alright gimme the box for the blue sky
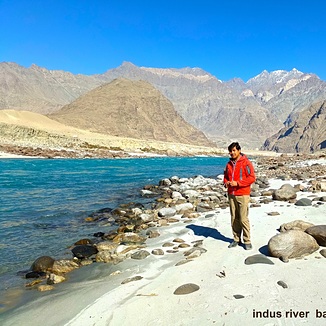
[1,0,325,82]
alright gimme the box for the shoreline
[1,155,326,325]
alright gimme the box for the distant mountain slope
[0,62,101,113]
[262,100,326,153]
[1,61,326,151]
[0,110,220,156]
[49,78,214,147]
[99,62,284,149]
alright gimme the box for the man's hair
[228,142,241,152]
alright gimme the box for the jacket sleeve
[223,166,229,185]
[237,160,256,187]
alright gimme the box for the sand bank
[1,176,326,326]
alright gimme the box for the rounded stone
[131,250,150,260]
[173,283,200,295]
[152,249,164,255]
[71,245,98,259]
[244,254,274,265]
[31,256,55,272]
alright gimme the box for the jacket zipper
[231,161,236,195]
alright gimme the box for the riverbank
[1,154,326,325]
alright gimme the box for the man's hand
[226,181,238,187]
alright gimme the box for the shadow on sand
[186,224,233,243]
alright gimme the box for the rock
[279,220,315,232]
[183,190,200,199]
[320,249,326,258]
[174,202,193,213]
[25,279,43,287]
[277,281,288,288]
[244,254,274,265]
[95,251,113,263]
[37,285,55,292]
[305,225,326,246]
[267,211,280,216]
[173,238,185,243]
[178,243,191,248]
[272,184,297,201]
[196,203,214,212]
[268,230,319,262]
[52,259,79,274]
[139,213,156,223]
[319,181,326,191]
[112,233,146,244]
[80,259,93,267]
[74,238,93,245]
[162,242,174,247]
[184,247,206,259]
[167,217,179,223]
[233,294,245,299]
[131,250,150,260]
[170,176,180,184]
[31,256,55,272]
[152,249,164,255]
[182,212,200,219]
[173,283,200,295]
[146,230,160,238]
[121,276,143,284]
[261,190,273,196]
[116,244,145,255]
[159,178,172,186]
[25,271,46,279]
[294,198,312,206]
[93,232,105,237]
[71,245,98,259]
[96,241,119,252]
[47,273,66,284]
[171,191,183,199]
[158,207,177,218]
[140,189,156,197]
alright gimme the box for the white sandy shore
[1,178,326,326]
[0,151,38,159]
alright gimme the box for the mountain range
[0,61,326,152]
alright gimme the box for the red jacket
[223,154,256,196]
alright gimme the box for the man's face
[229,146,241,161]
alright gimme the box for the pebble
[37,285,55,292]
[173,283,200,295]
[233,294,245,299]
[131,250,150,260]
[152,249,164,255]
[121,276,143,284]
[267,211,280,216]
[277,280,288,288]
[244,254,274,265]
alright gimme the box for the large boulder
[268,230,319,262]
[305,225,326,246]
[71,245,98,259]
[31,256,55,272]
[272,184,297,201]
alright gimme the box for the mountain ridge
[1,61,326,152]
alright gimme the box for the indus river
[0,156,227,311]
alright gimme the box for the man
[223,142,256,250]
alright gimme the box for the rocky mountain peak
[49,77,214,147]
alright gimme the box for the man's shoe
[228,241,239,248]
[244,243,252,250]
